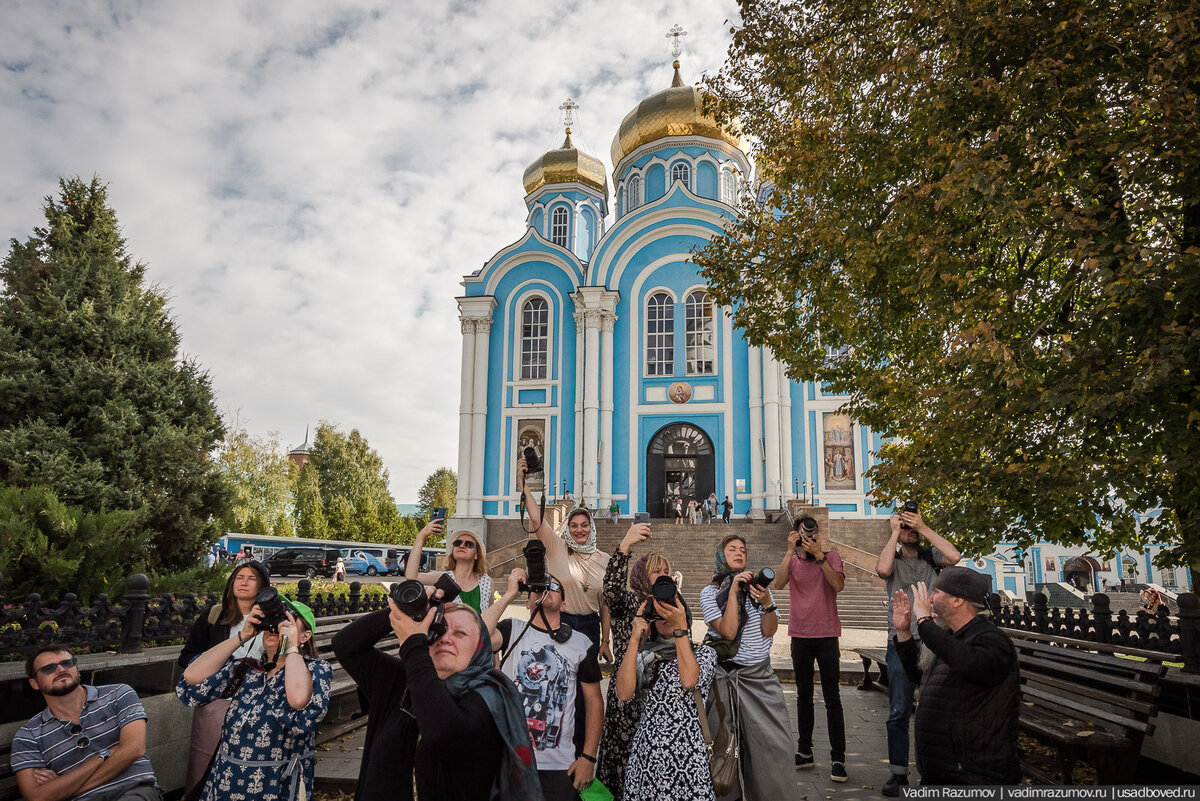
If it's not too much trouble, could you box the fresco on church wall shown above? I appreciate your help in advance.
[822,413,856,490]
[517,419,545,494]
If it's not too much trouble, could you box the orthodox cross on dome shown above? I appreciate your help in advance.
[666,24,687,58]
[559,97,579,135]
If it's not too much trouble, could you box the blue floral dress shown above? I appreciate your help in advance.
[177,657,331,801]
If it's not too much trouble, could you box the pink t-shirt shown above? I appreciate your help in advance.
[786,551,844,638]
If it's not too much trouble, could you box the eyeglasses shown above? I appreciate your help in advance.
[64,723,90,749]
[452,539,476,550]
[36,657,77,677]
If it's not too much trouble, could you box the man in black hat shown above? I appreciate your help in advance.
[891,567,1020,786]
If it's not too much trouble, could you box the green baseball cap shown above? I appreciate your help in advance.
[287,600,317,633]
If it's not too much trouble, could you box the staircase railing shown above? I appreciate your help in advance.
[827,538,883,579]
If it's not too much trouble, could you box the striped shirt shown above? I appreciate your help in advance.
[700,583,775,666]
[11,684,157,801]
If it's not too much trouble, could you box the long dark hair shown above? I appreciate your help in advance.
[218,562,270,626]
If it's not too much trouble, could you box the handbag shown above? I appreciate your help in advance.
[693,681,740,796]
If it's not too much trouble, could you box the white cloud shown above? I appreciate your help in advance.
[0,0,739,500]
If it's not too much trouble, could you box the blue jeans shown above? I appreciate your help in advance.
[885,638,915,773]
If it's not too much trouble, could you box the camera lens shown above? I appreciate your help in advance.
[390,580,431,621]
[254,588,290,633]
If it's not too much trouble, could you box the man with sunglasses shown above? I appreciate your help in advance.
[13,645,160,801]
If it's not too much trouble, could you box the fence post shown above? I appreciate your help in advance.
[1177,592,1199,674]
[1032,592,1049,634]
[1092,593,1113,644]
[349,581,362,613]
[119,574,150,654]
[297,579,312,607]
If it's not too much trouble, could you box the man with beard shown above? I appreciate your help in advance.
[875,506,961,795]
[13,646,160,801]
[891,568,1021,785]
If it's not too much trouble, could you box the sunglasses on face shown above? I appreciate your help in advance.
[452,539,476,550]
[36,657,77,677]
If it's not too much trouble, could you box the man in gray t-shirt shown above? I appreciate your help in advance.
[875,509,961,796]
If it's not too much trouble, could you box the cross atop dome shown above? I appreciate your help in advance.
[559,97,579,135]
[666,24,687,58]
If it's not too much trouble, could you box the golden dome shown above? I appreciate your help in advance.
[522,130,609,196]
[611,61,747,168]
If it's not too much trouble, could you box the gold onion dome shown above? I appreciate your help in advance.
[611,61,748,168]
[522,130,609,195]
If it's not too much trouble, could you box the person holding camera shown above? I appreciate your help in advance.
[487,570,603,801]
[404,519,493,613]
[616,589,716,801]
[700,533,793,800]
[773,516,848,782]
[595,522,661,797]
[176,598,330,801]
[333,589,542,801]
[874,503,961,796]
[176,559,270,794]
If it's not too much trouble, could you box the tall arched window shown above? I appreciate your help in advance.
[671,162,691,187]
[521,297,549,380]
[685,290,715,375]
[645,293,674,376]
[550,207,569,247]
[628,175,642,211]
[720,170,736,205]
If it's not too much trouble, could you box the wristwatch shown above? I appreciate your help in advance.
[97,748,110,761]
[815,556,826,564]
[763,604,778,615]
[672,628,689,639]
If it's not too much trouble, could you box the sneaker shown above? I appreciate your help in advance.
[795,752,815,770]
[831,762,848,783]
[882,774,908,797]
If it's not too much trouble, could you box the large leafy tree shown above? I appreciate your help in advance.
[305,421,401,542]
[0,177,232,570]
[697,0,1200,581]
[417,467,457,521]
[216,419,297,537]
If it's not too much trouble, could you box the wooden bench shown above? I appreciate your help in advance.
[310,612,400,744]
[853,647,890,691]
[0,741,15,801]
[1004,628,1169,784]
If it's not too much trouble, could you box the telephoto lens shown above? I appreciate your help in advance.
[798,516,818,536]
[523,446,544,476]
[389,580,432,621]
[899,500,919,529]
[254,588,290,633]
[519,540,548,593]
[643,575,678,622]
[751,567,775,588]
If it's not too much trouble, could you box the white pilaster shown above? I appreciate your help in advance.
[456,295,496,520]
[779,360,794,503]
[762,348,783,510]
[573,309,585,497]
[469,314,495,517]
[748,345,766,519]
[455,318,475,516]
[598,308,618,511]
[582,308,602,508]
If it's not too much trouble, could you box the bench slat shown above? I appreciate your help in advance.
[1012,638,1168,679]
[1017,653,1162,700]
[1020,684,1153,734]
[1018,668,1156,717]
[1019,705,1132,749]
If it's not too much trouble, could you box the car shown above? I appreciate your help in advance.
[343,550,389,577]
[263,547,340,578]
[342,546,405,575]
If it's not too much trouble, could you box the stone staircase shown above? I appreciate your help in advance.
[488,513,890,631]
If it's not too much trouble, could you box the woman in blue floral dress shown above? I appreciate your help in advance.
[177,598,330,801]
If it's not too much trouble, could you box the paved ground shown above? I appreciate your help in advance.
[316,624,903,800]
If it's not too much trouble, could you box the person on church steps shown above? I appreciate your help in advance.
[875,506,961,796]
[891,569,1021,785]
[701,533,794,800]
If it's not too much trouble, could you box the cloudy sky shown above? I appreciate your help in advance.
[1,0,740,501]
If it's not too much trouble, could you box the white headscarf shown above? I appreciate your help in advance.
[560,504,599,554]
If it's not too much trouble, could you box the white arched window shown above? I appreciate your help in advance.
[720,170,736,205]
[671,162,691,187]
[520,297,549,380]
[685,290,714,375]
[628,175,642,210]
[550,207,569,247]
[645,293,674,376]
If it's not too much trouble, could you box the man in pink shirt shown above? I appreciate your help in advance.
[774,516,847,783]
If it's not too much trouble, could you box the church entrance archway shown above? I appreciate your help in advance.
[646,423,715,519]
[1062,555,1102,592]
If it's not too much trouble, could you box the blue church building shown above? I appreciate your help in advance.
[455,60,886,525]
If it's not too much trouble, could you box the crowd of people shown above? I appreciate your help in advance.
[13,483,1030,801]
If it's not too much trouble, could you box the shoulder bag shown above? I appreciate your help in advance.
[693,681,740,796]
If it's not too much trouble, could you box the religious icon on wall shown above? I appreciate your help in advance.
[822,413,856,490]
[1045,557,1057,572]
[517,419,545,494]
[668,382,692,404]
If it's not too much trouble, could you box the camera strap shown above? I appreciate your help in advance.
[498,603,572,668]
[520,491,546,535]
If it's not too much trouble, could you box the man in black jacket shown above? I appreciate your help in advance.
[892,567,1020,786]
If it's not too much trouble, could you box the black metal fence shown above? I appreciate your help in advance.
[994,591,1200,673]
[0,575,387,656]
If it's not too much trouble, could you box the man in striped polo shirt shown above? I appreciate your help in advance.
[13,645,161,801]
[701,533,794,800]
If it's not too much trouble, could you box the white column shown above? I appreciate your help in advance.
[573,308,586,498]
[748,345,766,519]
[455,318,475,516]
[762,348,783,510]
[598,309,617,511]
[469,316,492,517]
[582,309,602,508]
[779,360,794,503]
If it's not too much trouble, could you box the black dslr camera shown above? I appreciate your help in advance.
[253,588,293,633]
[523,446,543,476]
[390,573,461,643]
[898,500,919,529]
[518,540,549,593]
[642,575,679,622]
